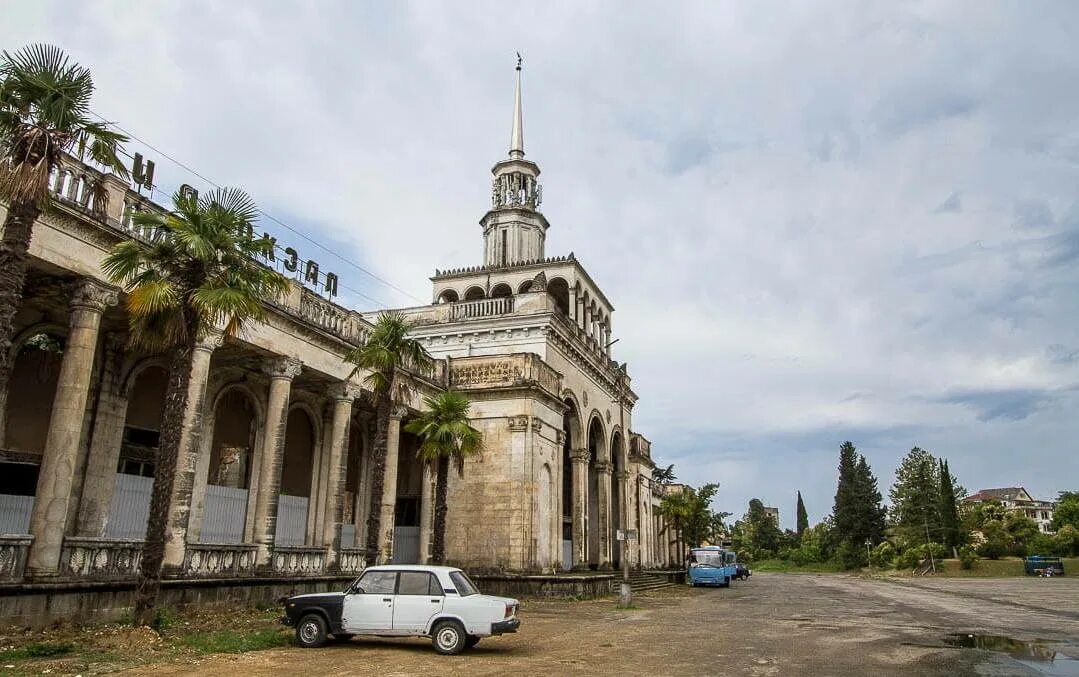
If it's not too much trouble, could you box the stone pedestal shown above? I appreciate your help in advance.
[376,407,405,565]
[162,330,223,569]
[252,357,302,566]
[27,279,117,575]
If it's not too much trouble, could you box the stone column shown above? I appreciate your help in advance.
[570,448,589,570]
[162,329,224,568]
[75,334,128,537]
[321,381,359,567]
[251,356,302,566]
[27,279,117,575]
[418,465,434,564]
[567,285,578,323]
[615,469,631,566]
[596,461,613,570]
[376,406,405,565]
[583,304,593,340]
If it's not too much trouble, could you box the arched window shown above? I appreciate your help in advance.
[547,278,570,315]
[490,283,513,299]
[464,286,485,301]
[437,289,460,304]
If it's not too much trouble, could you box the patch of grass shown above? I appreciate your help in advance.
[750,559,844,573]
[923,556,1079,577]
[178,628,291,654]
[0,641,77,661]
[614,603,640,610]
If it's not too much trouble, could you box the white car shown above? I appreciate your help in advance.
[282,565,521,655]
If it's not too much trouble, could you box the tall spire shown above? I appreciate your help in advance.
[510,53,524,159]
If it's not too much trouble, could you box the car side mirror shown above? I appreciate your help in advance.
[348,585,364,595]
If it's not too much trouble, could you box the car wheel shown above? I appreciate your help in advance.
[432,620,466,655]
[721,576,731,588]
[465,635,481,649]
[295,614,328,648]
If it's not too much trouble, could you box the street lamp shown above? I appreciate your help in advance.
[865,539,872,570]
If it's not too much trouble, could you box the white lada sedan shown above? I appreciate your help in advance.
[282,565,521,655]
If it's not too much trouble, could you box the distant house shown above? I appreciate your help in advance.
[962,487,1056,534]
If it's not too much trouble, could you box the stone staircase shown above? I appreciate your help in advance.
[614,571,677,593]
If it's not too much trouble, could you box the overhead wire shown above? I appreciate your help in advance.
[24,71,428,309]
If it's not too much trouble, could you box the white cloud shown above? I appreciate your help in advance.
[4,0,1078,526]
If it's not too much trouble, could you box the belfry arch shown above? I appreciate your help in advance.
[586,414,608,568]
[561,394,582,569]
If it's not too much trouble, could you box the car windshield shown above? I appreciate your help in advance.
[691,551,724,567]
[449,570,480,596]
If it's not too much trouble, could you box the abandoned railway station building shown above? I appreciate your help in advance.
[0,68,684,623]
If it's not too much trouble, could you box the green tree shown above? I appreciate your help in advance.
[796,491,809,539]
[854,456,886,544]
[0,44,128,429]
[403,390,482,565]
[102,187,288,625]
[831,442,885,557]
[937,459,963,552]
[344,311,433,561]
[738,498,784,559]
[658,483,719,563]
[652,463,676,485]
[1051,491,1079,531]
[889,446,941,543]
[1003,512,1040,556]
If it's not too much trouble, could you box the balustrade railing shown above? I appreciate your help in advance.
[272,546,327,576]
[0,536,31,581]
[183,543,258,578]
[450,296,514,320]
[337,548,367,574]
[448,353,562,397]
[60,537,143,579]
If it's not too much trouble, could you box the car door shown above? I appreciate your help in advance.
[342,570,397,633]
[391,571,445,634]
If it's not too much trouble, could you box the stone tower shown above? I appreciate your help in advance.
[481,58,550,267]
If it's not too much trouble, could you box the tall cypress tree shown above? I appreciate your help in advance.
[796,491,809,539]
[938,459,961,552]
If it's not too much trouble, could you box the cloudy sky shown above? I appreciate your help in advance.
[6,1,1078,528]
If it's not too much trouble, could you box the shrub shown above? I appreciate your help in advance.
[958,546,978,570]
[872,542,896,569]
[833,542,867,570]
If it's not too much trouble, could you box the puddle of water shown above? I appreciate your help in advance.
[944,634,1079,676]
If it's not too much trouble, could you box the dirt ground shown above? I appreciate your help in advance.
[119,573,1079,676]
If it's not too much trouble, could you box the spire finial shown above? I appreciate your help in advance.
[510,53,524,159]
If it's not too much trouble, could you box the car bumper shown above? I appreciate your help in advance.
[491,618,520,635]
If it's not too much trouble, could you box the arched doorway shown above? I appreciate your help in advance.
[611,431,624,568]
[277,407,317,547]
[587,417,606,568]
[105,365,167,540]
[0,330,65,535]
[204,386,259,543]
[548,278,570,316]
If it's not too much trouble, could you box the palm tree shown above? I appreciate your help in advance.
[102,187,288,625]
[0,45,128,433]
[343,311,433,561]
[404,390,481,564]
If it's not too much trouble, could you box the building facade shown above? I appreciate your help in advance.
[0,66,679,599]
[963,487,1057,534]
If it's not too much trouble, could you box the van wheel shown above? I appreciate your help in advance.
[296,614,328,648]
[465,635,480,649]
[432,620,466,655]
[721,576,731,588]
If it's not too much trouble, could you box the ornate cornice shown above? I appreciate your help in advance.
[508,415,529,432]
